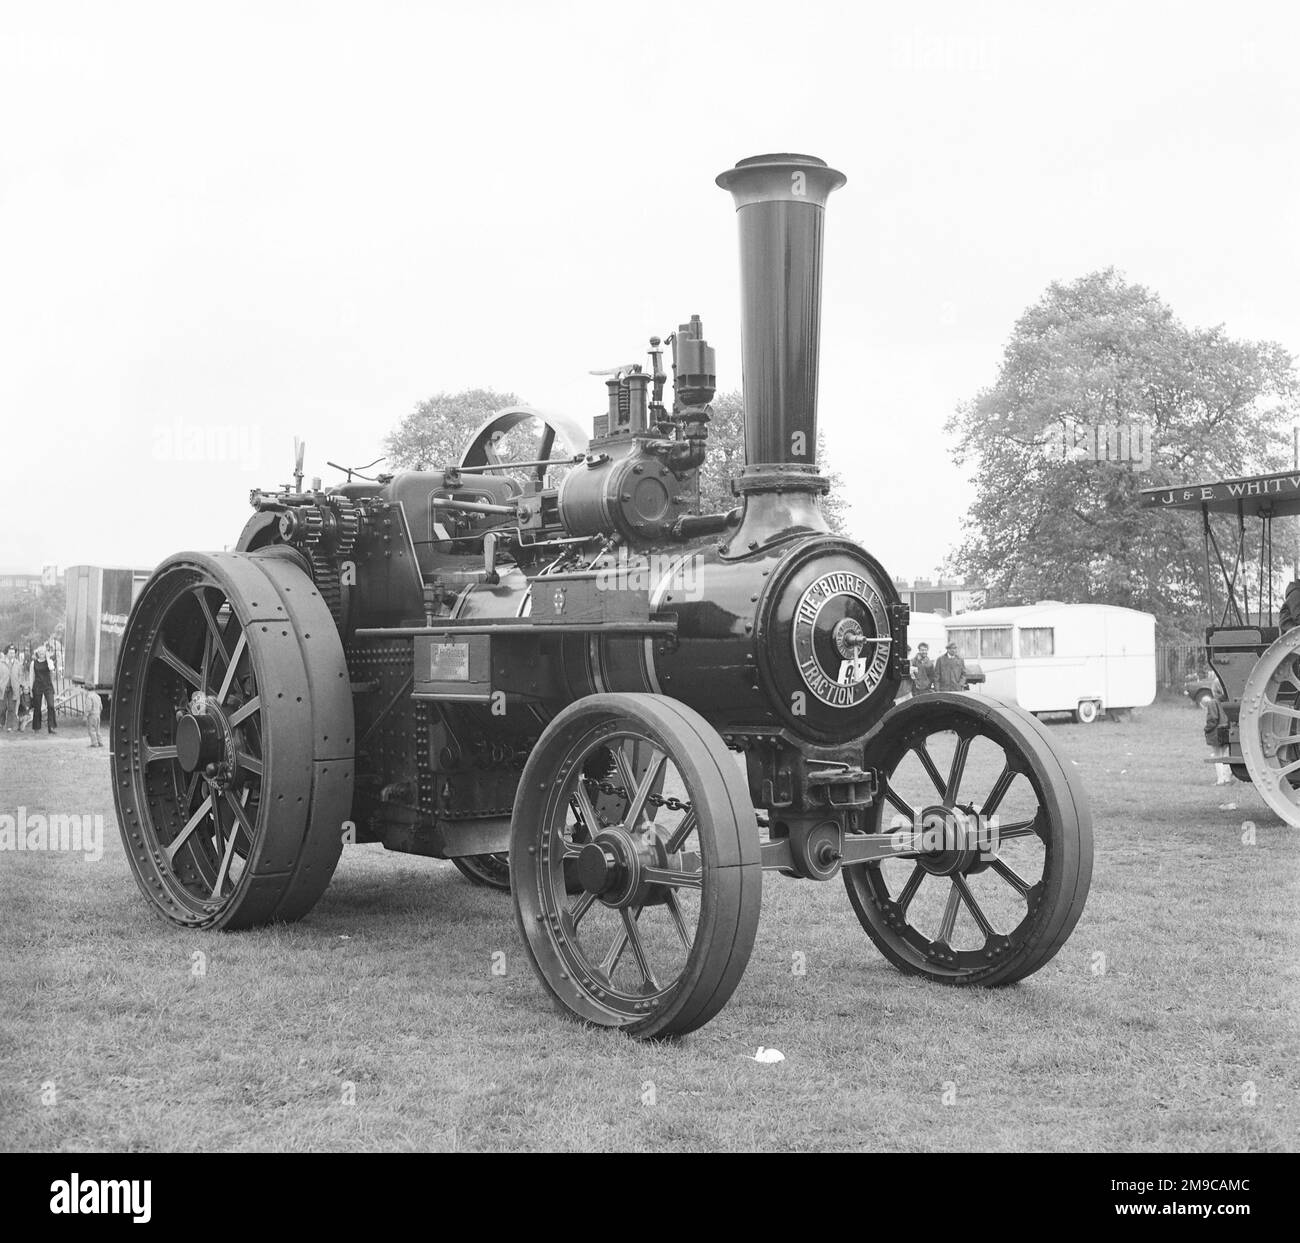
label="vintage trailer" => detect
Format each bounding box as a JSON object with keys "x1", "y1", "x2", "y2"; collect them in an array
[
  {"x1": 112, "y1": 154, "x2": 1094, "y2": 1037},
  {"x1": 64, "y1": 565, "x2": 152, "y2": 696},
  {"x1": 947, "y1": 603, "x2": 1156, "y2": 722}
]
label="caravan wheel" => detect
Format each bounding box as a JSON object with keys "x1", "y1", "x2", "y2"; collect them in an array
[{"x1": 1074, "y1": 700, "x2": 1100, "y2": 724}]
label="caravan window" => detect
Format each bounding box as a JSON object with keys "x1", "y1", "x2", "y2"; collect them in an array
[
  {"x1": 947, "y1": 629, "x2": 979, "y2": 659},
  {"x1": 980, "y1": 627, "x2": 1012, "y2": 658},
  {"x1": 1021, "y1": 627, "x2": 1054, "y2": 657}
]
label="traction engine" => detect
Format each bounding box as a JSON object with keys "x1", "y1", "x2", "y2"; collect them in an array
[{"x1": 112, "y1": 154, "x2": 1093, "y2": 1037}]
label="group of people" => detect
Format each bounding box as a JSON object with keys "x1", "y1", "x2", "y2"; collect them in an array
[
  {"x1": 0, "y1": 642, "x2": 61, "y2": 735},
  {"x1": 908, "y1": 641, "x2": 970, "y2": 694}
]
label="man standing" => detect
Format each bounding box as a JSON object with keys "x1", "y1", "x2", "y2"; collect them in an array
[
  {"x1": 911, "y1": 642, "x2": 935, "y2": 694},
  {"x1": 933, "y1": 641, "x2": 968, "y2": 693},
  {"x1": 30, "y1": 642, "x2": 58, "y2": 734},
  {"x1": 0, "y1": 644, "x2": 18, "y2": 731}
]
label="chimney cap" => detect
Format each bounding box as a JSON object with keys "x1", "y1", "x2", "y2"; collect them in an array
[{"x1": 716, "y1": 153, "x2": 846, "y2": 208}]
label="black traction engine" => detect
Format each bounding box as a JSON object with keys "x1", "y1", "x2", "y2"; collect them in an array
[{"x1": 112, "y1": 154, "x2": 1093, "y2": 1038}]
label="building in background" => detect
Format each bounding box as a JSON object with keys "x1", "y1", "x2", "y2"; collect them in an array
[
  {"x1": 0, "y1": 573, "x2": 46, "y2": 595},
  {"x1": 892, "y1": 577, "x2": 984, "y2": 617}
]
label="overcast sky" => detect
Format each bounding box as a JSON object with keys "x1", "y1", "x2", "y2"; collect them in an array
[{"x1": 3, "y1": 1, "x2": 1298, "y2": 579}]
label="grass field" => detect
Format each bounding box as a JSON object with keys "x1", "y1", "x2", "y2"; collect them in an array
[{"x1": 1, "y1": 699, "x2": 1296, "y2": 1152}]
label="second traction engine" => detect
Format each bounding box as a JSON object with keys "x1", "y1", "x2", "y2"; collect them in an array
[{"x1": 112, "y1": 154, "x2": 1093, "y2": 1038}]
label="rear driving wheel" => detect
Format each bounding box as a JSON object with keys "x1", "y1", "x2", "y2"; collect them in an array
[
  {"x1": 510, "y1": 693, "x2": 761, "y2": 1039},
  {"x1": 111, "y1": 550, "x2": 354, "y2": 929},
  {"x1": 1239, "y1": 629, "x2": 1300, "y2": 827}
]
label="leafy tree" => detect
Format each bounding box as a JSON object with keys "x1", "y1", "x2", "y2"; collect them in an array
[
  {"x1": 695, "y1": 389, "x2": 850, "y2": 534},
  {"x1": 946, "y1": 270, "x2": 1299, "y2": 638},
  {"x1": 0, "y1": 582, "x2": 65, "y2": 651},
  {"x1": 386, "y1": 388, "x2": 524, "y2": 470}
]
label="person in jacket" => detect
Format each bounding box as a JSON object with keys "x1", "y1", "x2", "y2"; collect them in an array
[
  {"x1": 911, "y1": 642, "x2": 935, "y2": 694},
  {"x1": 85, "y1": 690, "x2": 104, "y2": 747},
  {"x1": 30, "y1": 643, "x2": 58, "y2": 734},
  {"x1": 1204, "y1": 690, "x2": 1233, "y2": 785},
  {"x1": 933, "y1": 641, "x2": 968, "y2": 693},
  {"x1": 0, "y1": 644, "x2": 19, "y2": 731}
]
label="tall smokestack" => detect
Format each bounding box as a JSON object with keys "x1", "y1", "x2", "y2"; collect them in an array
[{"x1": 716, "y1": 153, "x2": 845, "y2": 492}]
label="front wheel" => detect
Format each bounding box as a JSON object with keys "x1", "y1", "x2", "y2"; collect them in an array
[
  {"x1": 452, "y1": 853, "x2": 512, "y2": 890},
  {"x1": 844, "y1": 692, "x2": 1092, "y2": 985},
  {"x1": 510, "y1": 693, "x2": 761, "y2": 1039}
]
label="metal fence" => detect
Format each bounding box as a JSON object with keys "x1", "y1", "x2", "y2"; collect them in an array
[{"x1": 1156, "y1": 641, "x2": 1205, "y2": 691}]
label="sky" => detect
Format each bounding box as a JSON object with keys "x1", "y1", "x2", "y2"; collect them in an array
[{"x1": 3, "y1": 0, "x2": 1298, "y2": 580}]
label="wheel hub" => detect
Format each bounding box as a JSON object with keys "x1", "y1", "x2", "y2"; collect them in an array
[
  {"x1": 576, "y1": 831, "x2": 642, "y2": 906},
  {"x1": 915, "y1": 804, "x2": 980, "y2": 876},
  {"x1": 176, "y1": 712, "x2": 224, "y2": 773}
]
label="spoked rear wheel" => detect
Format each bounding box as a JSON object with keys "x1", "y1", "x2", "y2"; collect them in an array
[
  {"x1": 111, "y1": 550, "x2": 354, "y2": 930},
  {"x1": 511, "y1": 694, "x2": 761, "y2": 1039},
  {"x1": 844, "y1": 693, "x2": 1092, "y2": 985},
  {"x1": 1240, "y1": 630, "x2": 1300, "y2": 827}
]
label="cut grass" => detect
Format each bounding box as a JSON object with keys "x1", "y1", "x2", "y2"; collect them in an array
[{"x1": 0, "y1": 700, "x2": 1296, "y2": 1152}]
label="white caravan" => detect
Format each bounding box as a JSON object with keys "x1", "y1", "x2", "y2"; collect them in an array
[{"x1": 944, "y1": 602, "x2": 1156, "y2": 722}]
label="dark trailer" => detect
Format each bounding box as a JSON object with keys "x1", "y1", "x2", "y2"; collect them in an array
[{"x1": 1141, "y1": 469, "x2": 1300, "y2": 825}]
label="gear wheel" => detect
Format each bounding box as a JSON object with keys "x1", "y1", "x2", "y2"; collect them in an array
[
  {"x1": 308, "y1": 552, "x2": 344, "y2": 628},
  {"x1": 330, "y1": 496, "x2": 360, "y2": 558}
]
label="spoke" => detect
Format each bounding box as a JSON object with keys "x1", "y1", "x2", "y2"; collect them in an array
[
  {"x1": 216, "y1": 631, "x2": 247, "y2": 705},
  {"x1": 990, "y1": 857, "x2": 1032, "y2": 896},
  {"x1": 235, "y1": 751, "x2": 263, "y2": 778},
  {"x1": 620, "y1": 908, "x2": 660, "y2": 991},
  {"x1": 945, "y1": 736, "x2": 971, "y2": 808},
  {"x1": 664, "y1": 808, "x2": 697, "y2": 854},
  {"x1": 980, "y1": 763, "x2": 1016, "y2": 819},
  {"x1": 640, "y1": 866, "x2": 703, "y2": 889},
  {"x1": 156, "y1": 643, "x2": 203, "y2": 690},
  {"x1": 1275, "y1": 755, "x2": 1300, "y2": 778},
  {"x1": 995, "y1": 816, "x2": 1041, "y2": 841},
  {"x1": 953, "y1": 874, "x2": 996, "y2": 940},
  {"x1": 936, "y1": 881, "x2": 961, "y2": 944},
  {"x1": 165, "y1": 794, "x2": 213, "y2": 863},
  {"x1": 896, "y1": 862, "x2": 926, "y2": 914},
  {"x1": 211, "y1": 801, "x2": 241, "y2": 897},
  {"x1": 200, "y1": 629, "x2": 212, "y2": 696},
  {"x1": 600, "y1": 926, "x2": 631, "y2": 977},
  {"x1": 883, "y1": 781, "x2": 917, "y2": 823},
  {"x1": 914, "y1": 742, "x2": 947, "y2": 799},
  {"x1": 664, "y1": 891, "x2": 694, "y2": 950},
  {"x1": 224, "y1": 788, "x2": 255, "y2": 839},
  {"x1": 623, "y1": 747, "x2": 667, "y2": 832},
  {"x1": 568, "y1": 890, "x2": 597, "y2": 927},
  {"x1": 1261, "y1": 700, "x2": 1300, "y2": 721},
  {"x1": 228, "y1": 695, "x2": 260, "y2": 728},
  {"x1": 611, "y1": 742, "x2": 638, "y2": 796},
  {"x1": 571, "y1": 784, "x2": 601, "y2": 835},
  {"x1": 142, "y1": 743, "x2": 178, "y2": 765},
  {"x1": 194, "y1": 589, "x2": 233, "y2": 673}
]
